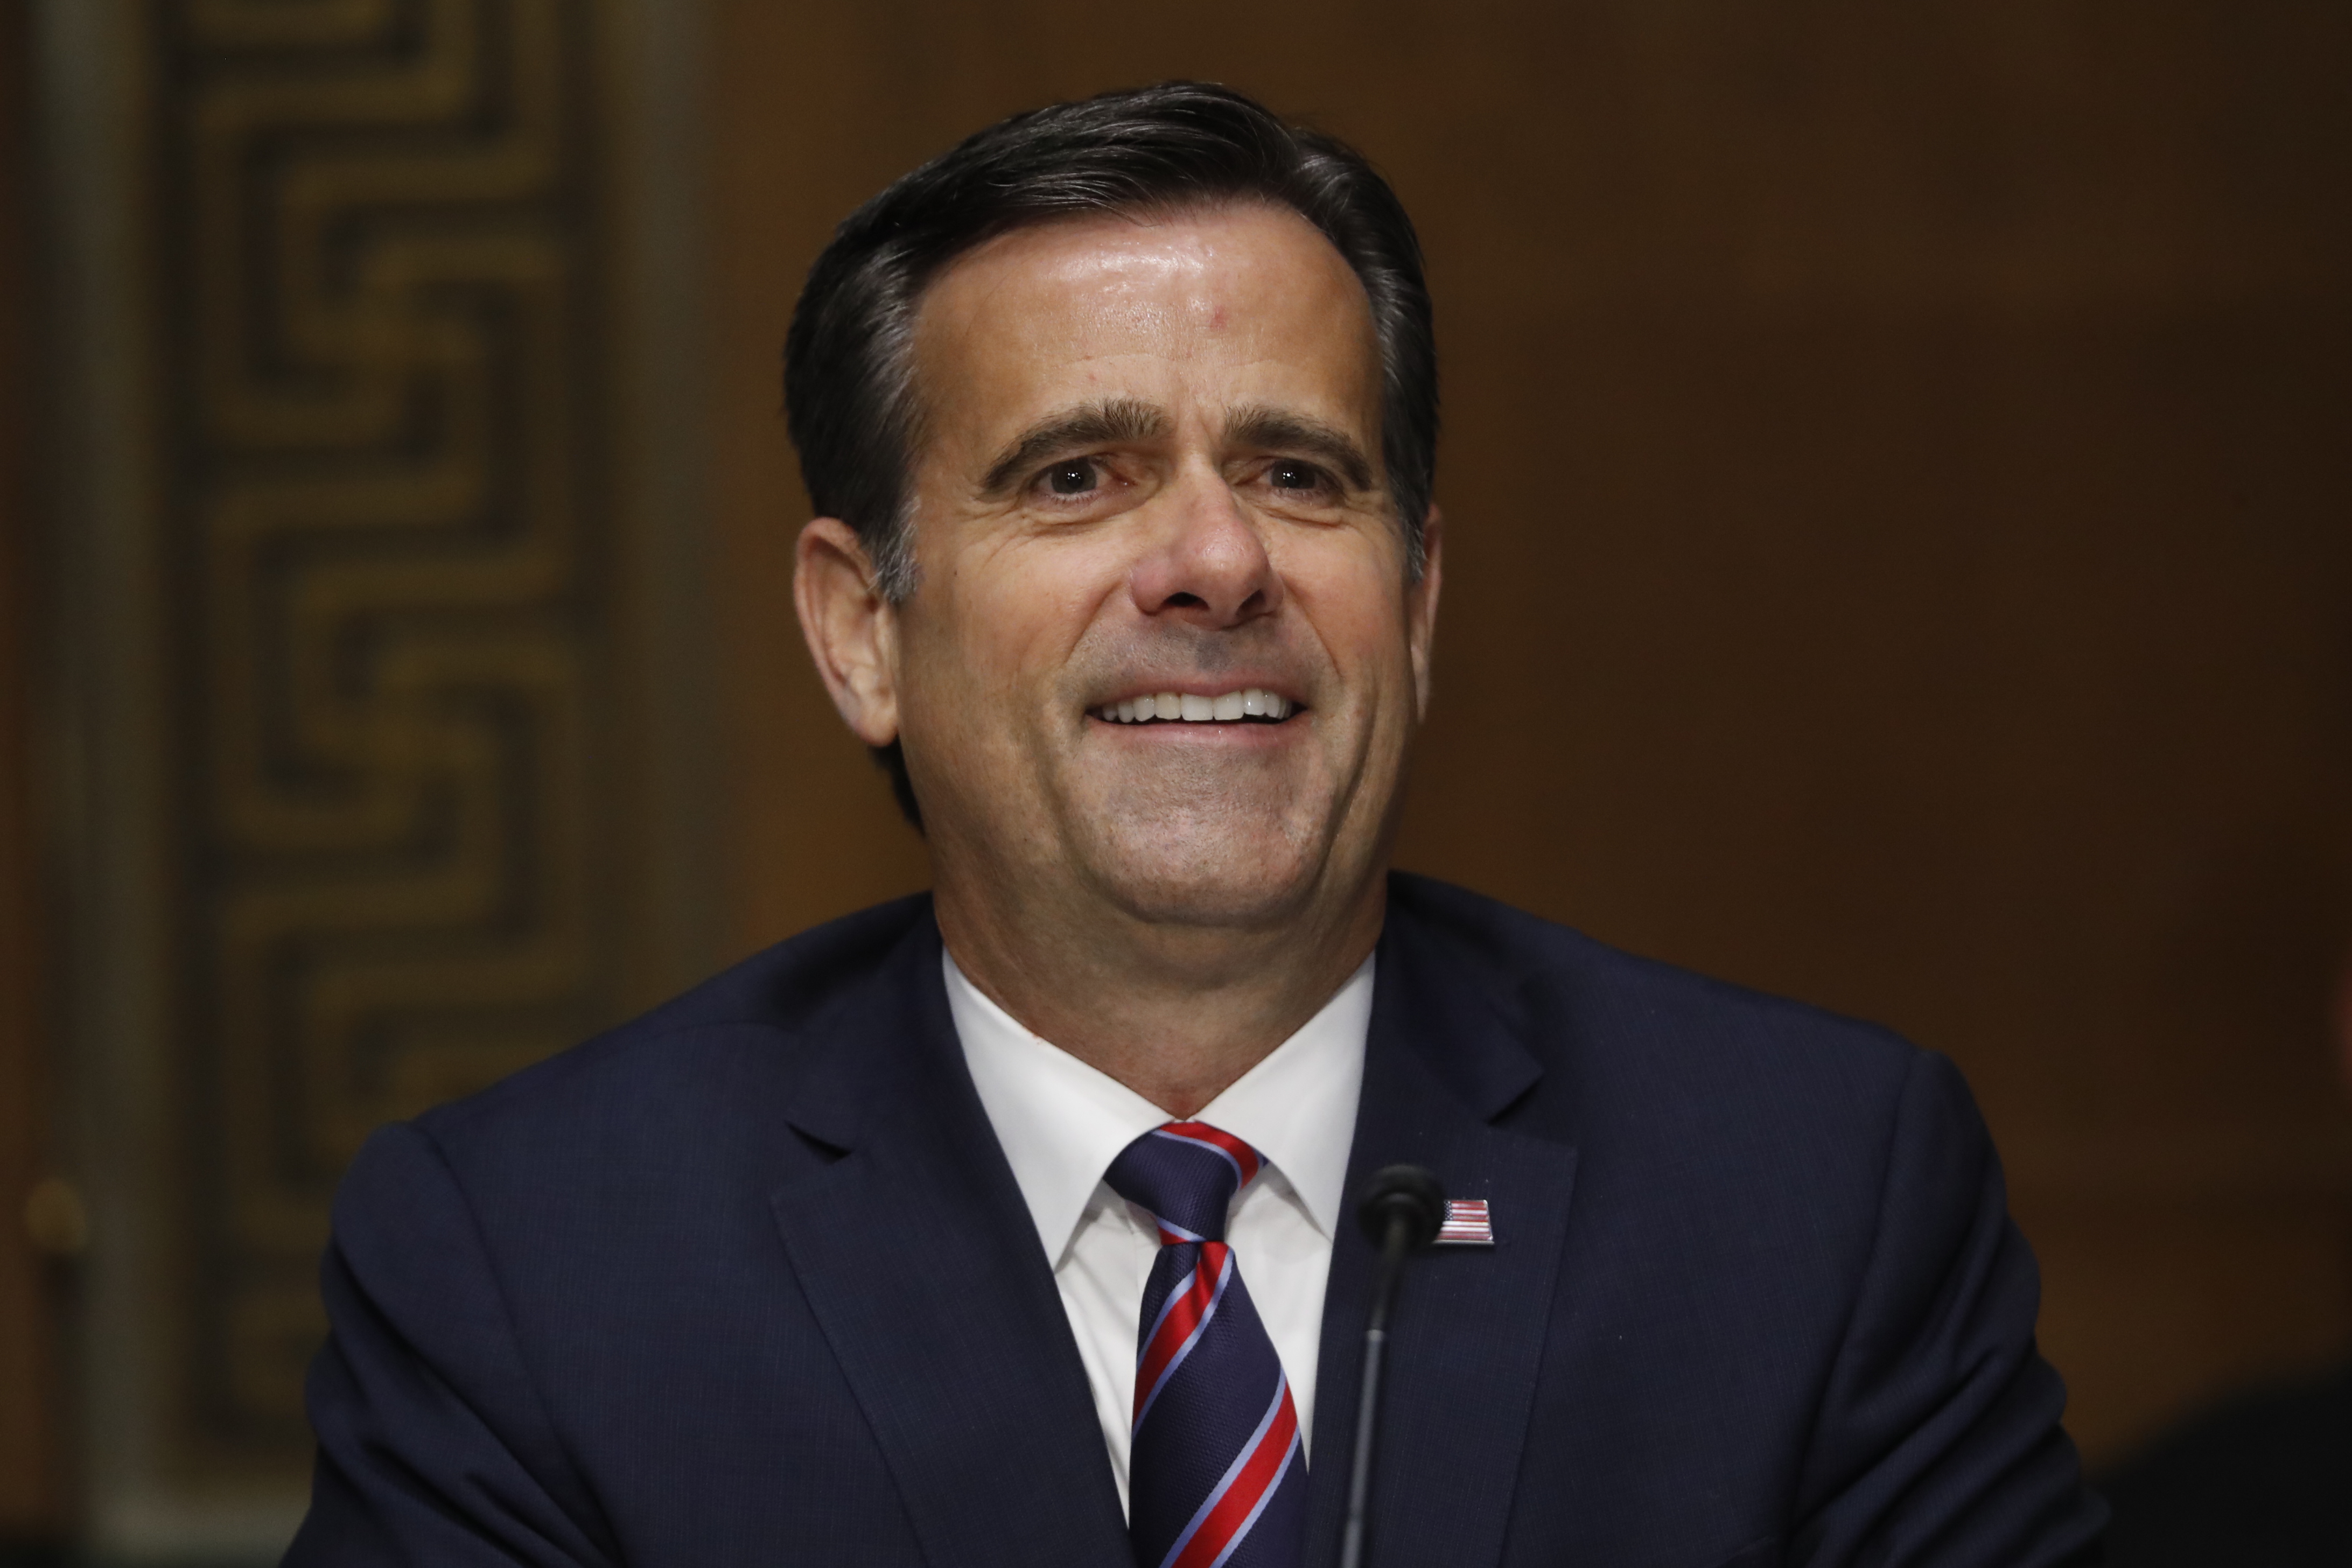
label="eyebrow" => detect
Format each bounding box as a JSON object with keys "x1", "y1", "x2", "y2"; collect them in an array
[
  {"x1": 1222, "y1": 405, "x2": 1376, "y2": 493},
  {"x1": 978, "y1": 398, "x2": 1172, "y2": 495},
  {"x1": 975, "y1": 397, "x2": 1381, "y2": 499}
]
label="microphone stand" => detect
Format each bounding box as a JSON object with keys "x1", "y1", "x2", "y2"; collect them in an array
[{"x1": 1338, "y1": 1166, "x2": 1445, "y2": 1568}]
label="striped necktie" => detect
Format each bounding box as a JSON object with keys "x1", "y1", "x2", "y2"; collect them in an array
[{"x1": 1105, "y1": 1121, "x2": 1307, "y2": 1568}]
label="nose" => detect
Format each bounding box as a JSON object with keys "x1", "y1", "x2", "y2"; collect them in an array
[{"x1": 1128, "y1": 470, "x2": 1284, "y2": 627}]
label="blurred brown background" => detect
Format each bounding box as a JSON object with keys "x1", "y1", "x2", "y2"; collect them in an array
[{"x1": 2, "y1": 0, "x2": 2347, "y2": 1558}]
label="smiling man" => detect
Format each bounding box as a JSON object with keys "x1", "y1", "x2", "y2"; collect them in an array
[
  {"x1": 289, "y1": 85, "x2": 2106, "y2": 1568},
  {"x1": 796, "y1": 194, "x2": 1424, "y2": 1122}
]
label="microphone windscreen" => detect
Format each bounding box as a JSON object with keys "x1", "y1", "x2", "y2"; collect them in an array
[{"x1": 1356, "y1": 1164, "x2": 1447, "y2": 1251}]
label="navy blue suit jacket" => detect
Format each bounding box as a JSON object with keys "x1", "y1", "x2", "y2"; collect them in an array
[{"x1": 288, "y1": 875, "x2": 2105, "y2": 1567}]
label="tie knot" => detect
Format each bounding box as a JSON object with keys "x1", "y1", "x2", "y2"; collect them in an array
[{"x1": 1104, "y1": 1122, "x2": 1264, "y2": 1244}]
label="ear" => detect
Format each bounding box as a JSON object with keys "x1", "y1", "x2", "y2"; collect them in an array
[
  {"x1": 794, "y1": 517, "x2": 901, "y2": 747},
  {"x1": 1406, "y1": 506, "x2": 1444, "y2": 719}
]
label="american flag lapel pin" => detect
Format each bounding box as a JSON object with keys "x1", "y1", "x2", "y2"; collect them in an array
[{"x1": 1433, "y1": 1198, "x2": 1494, "y2": 1247}]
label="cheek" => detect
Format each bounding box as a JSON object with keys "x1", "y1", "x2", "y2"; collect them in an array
[
  {"x1": 920, "y1": 537, "x2": 1122, "y2": 703},
  {"x1": 1286, "y1": 550, "x2": 1417, "y2": 689}
]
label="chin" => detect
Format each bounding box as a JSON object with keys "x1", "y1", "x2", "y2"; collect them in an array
[{"x1": 1080, "y1": 822, "x2": 1327, "y2": 929}]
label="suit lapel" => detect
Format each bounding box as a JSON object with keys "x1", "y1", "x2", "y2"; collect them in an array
[
  {"x1": 1304, "y1": 902, "x2": 1582, "y2": 1568},
  {"x1": 767, "y1": 913, "x2": 1131, "y2": 1568}
]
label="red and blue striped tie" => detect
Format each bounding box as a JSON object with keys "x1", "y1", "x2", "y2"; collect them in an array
[{"x1": 1105, "y1": 1122, "x2": 1307, "y2": 1568}]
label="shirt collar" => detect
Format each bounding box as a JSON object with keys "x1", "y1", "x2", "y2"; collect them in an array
[{"x1": 946, "y1": 948, "x2": 1373, "y2": 1264}]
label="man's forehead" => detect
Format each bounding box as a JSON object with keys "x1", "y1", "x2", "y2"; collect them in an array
[{"x1": 906, "y1": 204, "x2": 1383, "y2": 459}]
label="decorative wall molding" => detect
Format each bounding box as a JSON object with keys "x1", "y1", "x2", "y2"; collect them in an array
[{"x1": 39, "y1": 0, "x2": 714, "y2": 1545}]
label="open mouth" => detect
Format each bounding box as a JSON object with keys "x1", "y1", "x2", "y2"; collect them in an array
[{"x1": 1094, "y1": 688, "x2": 1298, "y2": 725}]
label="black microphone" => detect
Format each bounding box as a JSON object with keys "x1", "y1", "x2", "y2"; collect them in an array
[{"x1": 1339, "y1": 1164, "x2": 1447, "y2": 1568}]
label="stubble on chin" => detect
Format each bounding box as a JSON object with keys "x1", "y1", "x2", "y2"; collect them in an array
[{"x1": 1059, "y1": 747, "x2": 1338, "y2": 928}]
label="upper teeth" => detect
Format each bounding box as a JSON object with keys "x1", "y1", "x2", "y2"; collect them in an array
[{"x1": 1097, "y1": 688, "x2": 1294, "y2": 724}]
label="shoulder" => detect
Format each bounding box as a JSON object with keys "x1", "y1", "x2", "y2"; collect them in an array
[
  {"x1": 393, "y1": 893, "x2": 934, "y2": 1180},
  {"x1": 1387, "y1": 870, "x2": 1921, "y2": 1093},
  {"x1": 1384, "y1": 872, "x2": 1968, "y2": 1210}
]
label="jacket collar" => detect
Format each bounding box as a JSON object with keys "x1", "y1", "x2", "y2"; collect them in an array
[
  {"x1": 1300, "y1": 885, "x2": 1583, "y2": 1568},
  {"x1": 769, "y1": 907, "x2": 1133, "y2": 1567}
]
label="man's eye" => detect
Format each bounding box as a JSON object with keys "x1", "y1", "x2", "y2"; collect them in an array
[
  {"x1": 1268, "y1": 461, "x2": 1328, "y2": 492},
  {"x1": 1044, "y1": 460, "x2": 1098, "y2": 496}
]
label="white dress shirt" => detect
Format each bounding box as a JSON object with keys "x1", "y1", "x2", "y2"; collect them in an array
[{"x1": 944, "y1": 948, "x2": 1371, "y2": 1515}]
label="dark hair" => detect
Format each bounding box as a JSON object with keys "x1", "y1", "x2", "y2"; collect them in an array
[{"x1": 783, "y1": 81, "x2": 1439, "y2": 828}]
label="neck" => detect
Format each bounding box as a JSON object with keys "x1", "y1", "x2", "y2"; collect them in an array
[{"x1": 933, "y1": 872, "x2": 1386, "y2": 1118}]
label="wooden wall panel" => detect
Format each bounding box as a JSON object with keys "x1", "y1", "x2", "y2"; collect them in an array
[{"x1": 708, "y1": 0, "x2": 2352, "y2": 1464}]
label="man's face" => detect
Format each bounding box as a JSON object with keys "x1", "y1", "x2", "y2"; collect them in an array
[{"x1": 883, "y1": 203, "x2": 1438, "y2": 930}]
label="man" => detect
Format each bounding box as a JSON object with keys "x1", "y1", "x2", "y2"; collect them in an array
[{"x1": 289, "y1": 84, "x2": 2106, "y2": 1567}]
